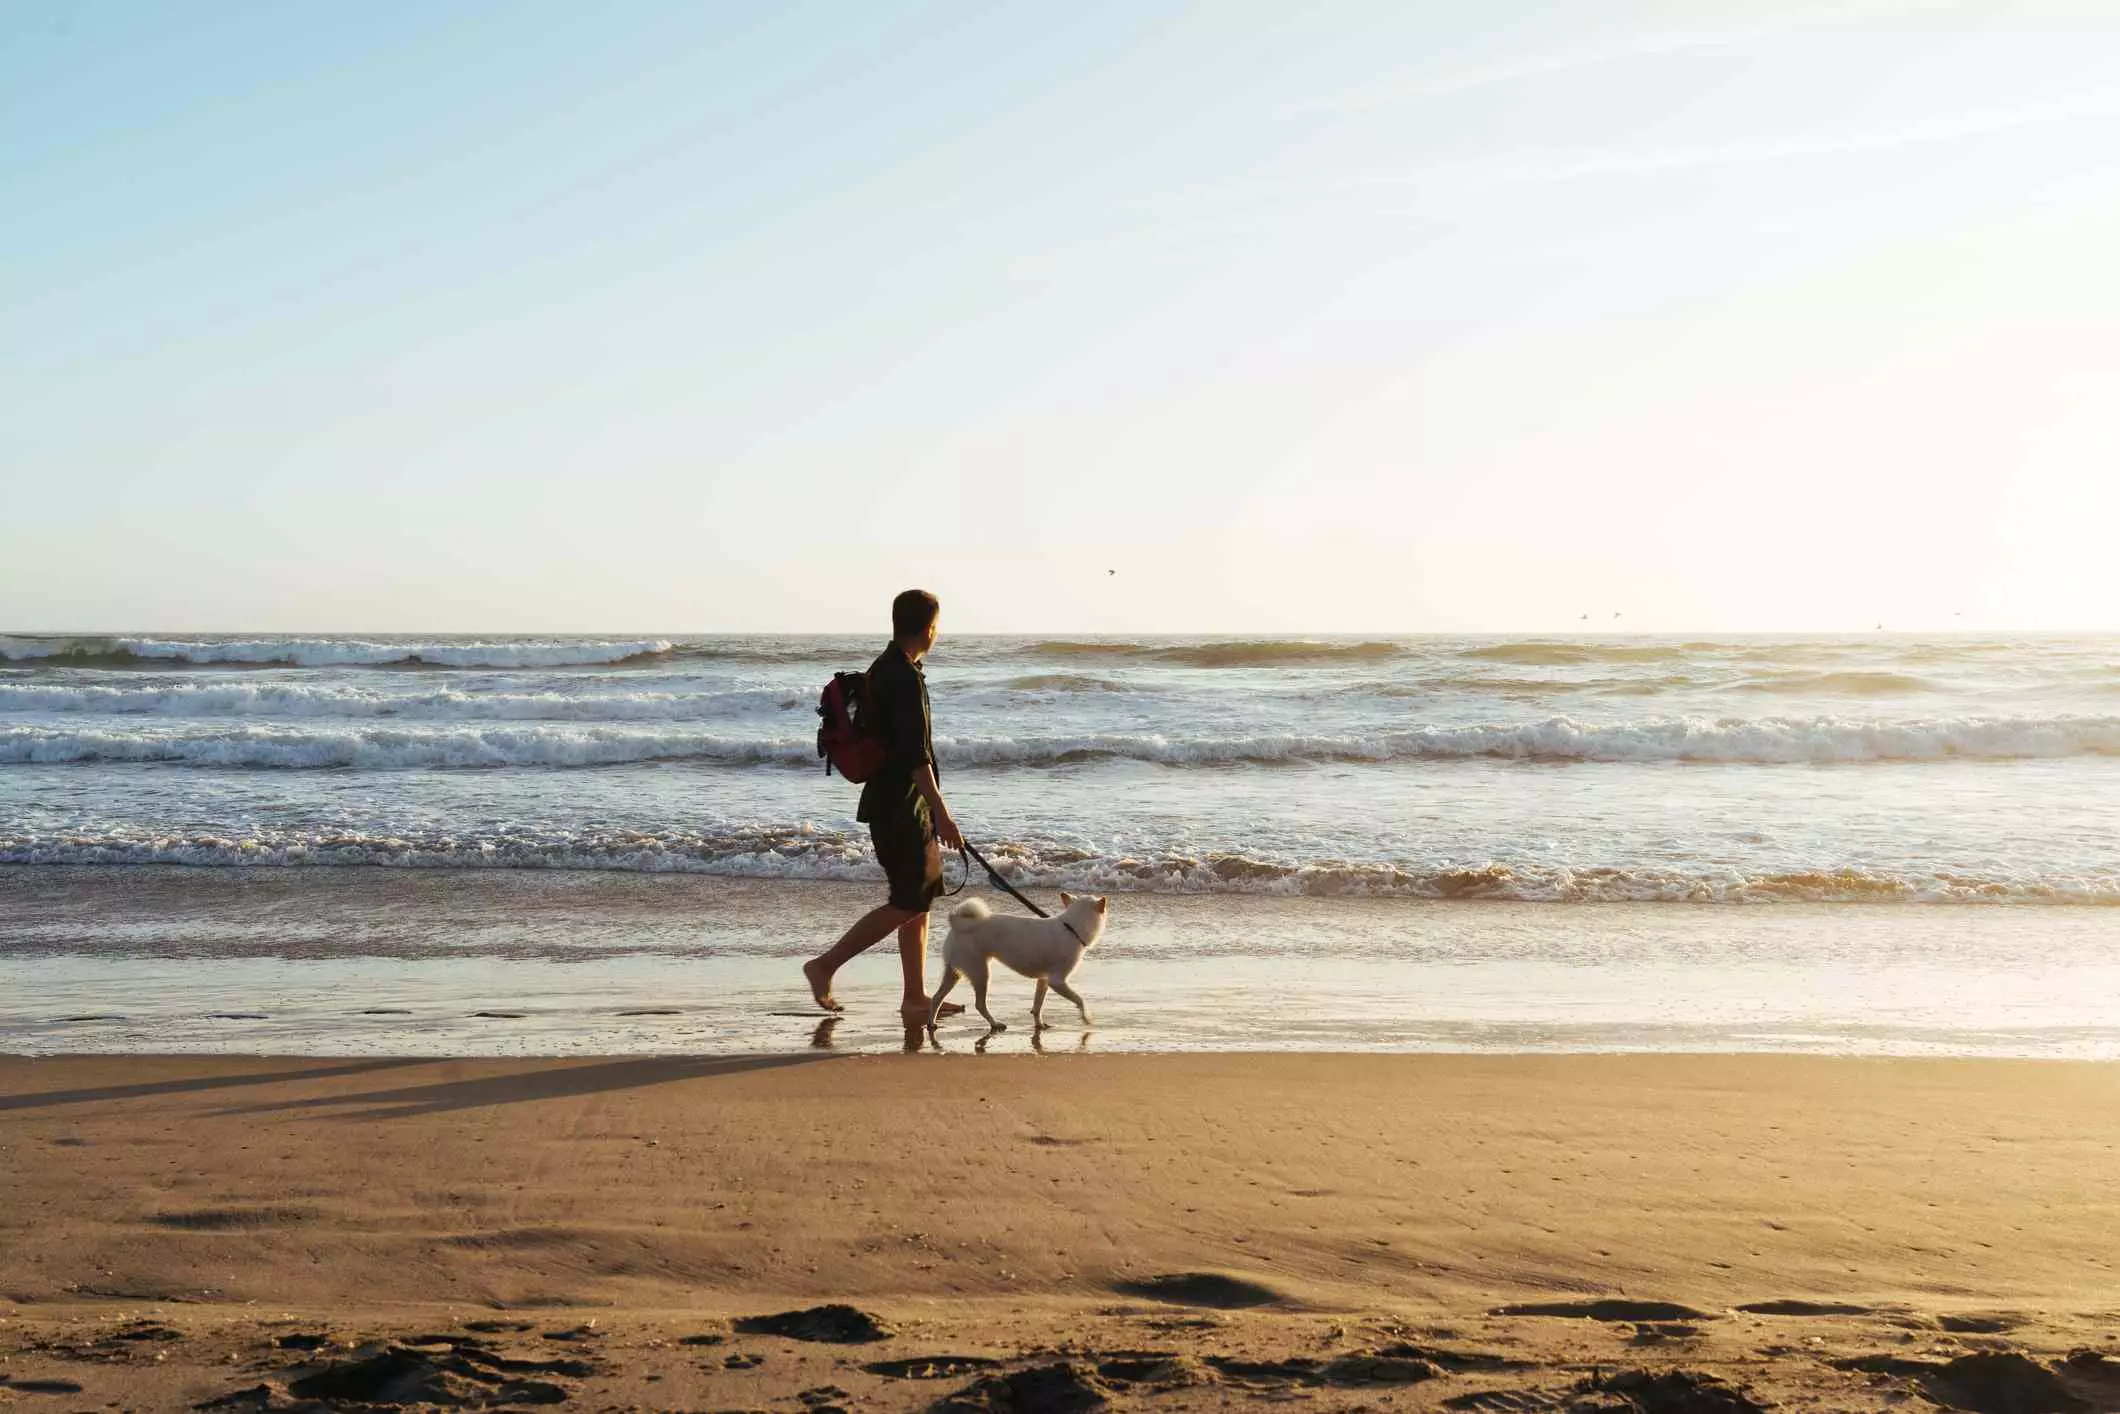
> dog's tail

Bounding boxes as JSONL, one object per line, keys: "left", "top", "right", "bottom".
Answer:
{"left": 948, "top": 898, "right": 992, "bottom": 924}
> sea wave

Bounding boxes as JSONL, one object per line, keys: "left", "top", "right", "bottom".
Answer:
{"left": 1003, "top": 674, "right": 1135, "bottom": 693}
{"left": 4, "top": 827, "right": 2114, "bottom": 903}
{"left": 6, "top": 714, "right": 2119, "bottom": 769}
{"left": 1458, "top": 642, "right": 1695, "bottom": 665}
{"left": 0, "top": 635, "right": 680, "bottom": 670}
{"left": 0, "top": 681, "right": 803, "bottom": 722}
{"left": 0, "top": 724, "right": 806, "bottom": 769}
{"left": 1734, "top": 671, "right": 1939, "bottom": 696}
{"left": 1339, "top": 674, "right": 1707, "bottom": 698}
{"left": 1028, "top": 639, "right": 1403, "bottom": 667}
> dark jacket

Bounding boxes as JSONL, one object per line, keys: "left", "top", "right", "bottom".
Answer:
{"left": 856, "top": 641, "right": 936, "bottom": 823}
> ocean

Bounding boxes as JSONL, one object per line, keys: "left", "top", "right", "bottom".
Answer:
{"left": 3, "top": 631, "right": 2116, "bottom": 1057}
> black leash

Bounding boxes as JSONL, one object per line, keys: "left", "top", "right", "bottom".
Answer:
{"left": 942, "top": 840, "right": 1090, "bottom": 945}
{"left": 952, "top": 839, "right": 1051, "bottom": 918}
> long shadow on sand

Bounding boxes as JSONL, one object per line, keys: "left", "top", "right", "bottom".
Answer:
{"left": 0, "top": 1058, "right": 431, "bottom": 1112}
{"left": 217, "top": 1053, "right": 844, "bottom": 1120}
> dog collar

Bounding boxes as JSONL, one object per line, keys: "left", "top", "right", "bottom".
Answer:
{"left": 1060, "top": 919, "right": 1087, "bottom": 946}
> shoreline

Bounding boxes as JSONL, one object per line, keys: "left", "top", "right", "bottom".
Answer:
{"left": 9, "top": 865, "right": 2120, "bottom": 1061}
{"left": 4, "top": 1052, "right": 2118, "bottom": 1408}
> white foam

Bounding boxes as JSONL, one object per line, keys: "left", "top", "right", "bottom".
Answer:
{"left": 0, "top": 724, "right": 807, "bottom": 769}
{"left": 3, "top": 827, "right": 2114, "bottom": 904}
{"left": 5, "top": 713, "right": 2119, "bottom": 770}
{"left": 0, "top": 681, "right": 801, "bottom": 722}
{"left": 0, "top": 635, "right": 676, "bottom": 668}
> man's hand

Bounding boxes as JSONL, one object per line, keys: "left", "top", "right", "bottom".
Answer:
{"left": 933, "top": 805, "right": 964, "bottom": 852}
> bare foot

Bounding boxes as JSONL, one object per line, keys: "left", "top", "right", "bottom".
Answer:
{"left": 906, "top": 999, "right": 966, "bottom": 1022}
{"left": 802, "top": 959, "right": 843, "bottom": 1013}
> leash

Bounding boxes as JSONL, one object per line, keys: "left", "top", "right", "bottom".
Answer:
{"left": 941, "top": 839, "right": 1093, "bottom": 947}
{"left": 952, "top": 839, "right": 1051, "bottom": 918}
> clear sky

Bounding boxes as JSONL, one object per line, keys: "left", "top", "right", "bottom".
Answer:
{"left": 5, "top": 1, "right": 2118, "bottom": 634}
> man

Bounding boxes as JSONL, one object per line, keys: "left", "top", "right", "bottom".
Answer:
{"left": 803, "top": 589, "right": 966, "bottom": 1021}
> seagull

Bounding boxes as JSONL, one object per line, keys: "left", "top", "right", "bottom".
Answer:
{"left": 1107, "top": 569, "right": 1116, "bottom": 576}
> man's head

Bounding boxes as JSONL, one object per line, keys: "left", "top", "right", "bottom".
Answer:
{"left": 892, "top": 588, "right": 940, "bottom": 657}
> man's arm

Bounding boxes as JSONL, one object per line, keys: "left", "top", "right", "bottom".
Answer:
{"left": 913, "top": 763, "right": 962, "bottom": 850}
{"left": 881, "top": 660, "right": 961, "bottom": 849}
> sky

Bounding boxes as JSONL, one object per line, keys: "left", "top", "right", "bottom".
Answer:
{"left": 5, "top": 1, "right": 2119, "bottom": 634}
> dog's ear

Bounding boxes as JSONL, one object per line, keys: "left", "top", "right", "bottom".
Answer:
{"left": 1059, "top": 891, "right": 1074, "bottom": 906}
{"left": 1096, "top": 896, "right": 1108, "bottom": 913}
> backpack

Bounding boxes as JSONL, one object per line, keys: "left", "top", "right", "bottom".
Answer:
{"left": 816, "top": 670, "right": 888, "bottom": 781}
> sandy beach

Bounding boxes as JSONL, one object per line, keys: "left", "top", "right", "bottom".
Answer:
{"left": 3, "top": 1051, "right": 2117, "bottom": 1409}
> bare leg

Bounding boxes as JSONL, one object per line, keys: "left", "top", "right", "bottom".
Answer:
{"left": 928, "top": 964, "right": 961, "bottom": 1029}
{"left": 1049, "top": 977, "right": 1093, "bottom": 1027}
{"left": 968, "top": 958, "right": 1004, "bottom": 1031}
{"left": 895, "top": 912, "right": 930, "bottom": 1018}
{"left": 804, "top": 903, "right": 916, "bottom": 1011}
{"left": 1032, "top": 978, "right": 1049, "bottom": 1030}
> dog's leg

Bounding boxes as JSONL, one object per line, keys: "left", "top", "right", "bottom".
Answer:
{"left": 927, "top": 963, "right": 962, "bottom": 1030}
{"left": 1049, "top": 976, "right": 1093, "bottom": 1027}
{"left": 1032, "top": 978, "right": 1048, "bottom": 1030}
{"left": 968, "top": 958, "right": 1004, "bottom": 1032}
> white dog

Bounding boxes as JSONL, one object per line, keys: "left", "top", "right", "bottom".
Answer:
{"left": 929, "top": 893, "right": 1108, "bottom": 1032}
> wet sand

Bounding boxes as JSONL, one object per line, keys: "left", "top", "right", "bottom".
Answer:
{"left": 10, "top": 866, "right": 2120, "bottom": 1059}
{"left": 3, "top": 1052, "right": 2118, "bottom": 1409}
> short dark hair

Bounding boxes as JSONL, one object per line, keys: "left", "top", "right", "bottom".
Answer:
{"left": 892, "top": 588, "right": 940, "bottom": 640}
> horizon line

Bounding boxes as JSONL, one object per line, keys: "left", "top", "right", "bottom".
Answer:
{"left": 7, "top": 627, "right": 2117, "bottom": 640}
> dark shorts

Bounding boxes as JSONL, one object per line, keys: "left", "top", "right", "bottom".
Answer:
{"left": 870, "top": 804, "right": 943, "bottom": 913}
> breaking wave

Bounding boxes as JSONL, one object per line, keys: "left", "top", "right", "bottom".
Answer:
{"left": 0, "top": 635, "right": 681, "bottom": 670}
{"left": 1003, "top": 674, "right": 1135, "bottom": 693}
{"left": 4, "top": 826, "right": 2114, "bottom": 904}
{"left": 1028, "top": 639, "right": 1404, "bottom": 667}
{"left": 1734, "top": 671, "right": 1939, "bottom": 696}
{"left": 1339, "top": 674, "right": 1707, "bottom": 698}
{"left": 0, "top": 681, "right": 803, "bottom": 722}
{"left": 6, "top": 714, "right": 2119, "bottom": 769}
{"left": 1458, "top": 642, "right": 1695, "bottom": 665}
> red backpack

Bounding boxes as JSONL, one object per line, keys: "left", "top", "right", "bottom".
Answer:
{"left": 816, "top": 671, "right": 889, "bottom": 782}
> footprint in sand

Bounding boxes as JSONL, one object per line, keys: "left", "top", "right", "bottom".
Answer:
{"left": 1837, "top": 1350, "right": 2088, "bottom": 1413}
{"left": 933, "top": 1362, "right": 1111, "bottom": 1414}
{"left": 1580, "top": 1368, "right": 1771, "bottom": 1414}
{"left": 1207, "top": 1351, "right": 1444, "bottom": 1388}
{"left": 1442, "top": 1391, "right": 1571, "bottom": 1412}
{"left": 151, "top": 1205, "right": 315, "bottom": 1230}
{"left": 733, "top": 1305, "right": 894, "bottom": 1344}
{"left": 1490, "top": 1298, "right": 1712, "bottom": 1322}
{"left": 1735, "top": 1299, "right": 1873, "bottom": 1316}
{"left": 863, "top": 1355, "right": 1000, "bottom": 1380}
{"left": 1113, "top": 1272, "right": 1285, "bottom": 1309}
